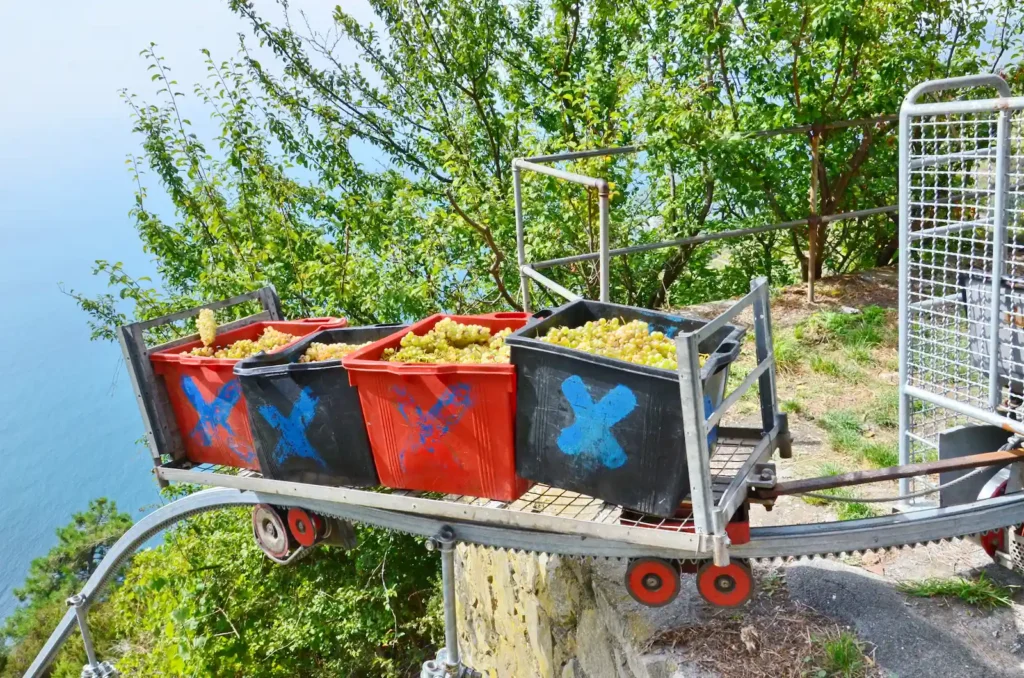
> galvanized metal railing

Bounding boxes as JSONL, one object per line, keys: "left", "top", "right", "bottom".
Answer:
{"left": 513, "top": 137, "right": 898, "bottom": 311}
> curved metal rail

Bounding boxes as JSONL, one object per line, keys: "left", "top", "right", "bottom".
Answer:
{"left": 27, "top": 484, "right": 1024, "bottom": 677}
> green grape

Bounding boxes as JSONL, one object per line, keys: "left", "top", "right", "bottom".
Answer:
{"left": 182, "top": 327, "right": 299, "bottom": 360}
{"left": 539, "top": 318, "right": 708, "bottom": 370}
{"left": 299, "top": 341, "right": 371, "bottom": 363}
{"left": 197, "top": 308, "right": 217, "bottom": 347}
{"left": 384, "top": 319, "right": 511, "bottom": 364}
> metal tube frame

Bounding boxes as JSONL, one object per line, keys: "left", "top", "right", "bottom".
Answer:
{"left": 898, "top": 74, "right": 1019, "bottom": 499}
{"left": 675, "top": 277, "right": 782, "bottom": 565}
{"left": 988, "top": 109, "right": 1012, "bottom": 409}
{"left": 520, "top": 265, "right": 582, "bottom": 302}
{"left": 117, "top": 286, "right": 284, "bottom": 484}
{"left": 513, "top": 143, "right": 897, "bottom": 310}
{"left": 68, "top": 595, "right": 98, "bottom": 668}
{"left": 436, "top": 527, "right": 460, "bottom": 668}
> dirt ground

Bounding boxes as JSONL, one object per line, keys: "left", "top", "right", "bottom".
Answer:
{"left": 654, "top": 267, "right": 1024, "bottom": 678}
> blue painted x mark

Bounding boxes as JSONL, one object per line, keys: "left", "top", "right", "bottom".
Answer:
{"left": 180, "top": 376, "right": 254, "bottom": 463}
{"left": 393, "top": 383, "right": 472, "bottom": 471}
{"left": 557, "top": 376, "right": 637, "bottom": 469}
{"left": 258, "top": 388, "right": 324, "bottom": 467}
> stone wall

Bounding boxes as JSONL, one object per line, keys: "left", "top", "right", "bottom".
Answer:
{"left": 454, "top": 546, "right": 703, "bottom": 677}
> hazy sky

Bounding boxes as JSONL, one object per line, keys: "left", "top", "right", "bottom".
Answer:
{"left": 0, "top": 1, "right": 372, "bottom": 184}
{"left": 0, "top": 0, "right": 375, "bottom": 286}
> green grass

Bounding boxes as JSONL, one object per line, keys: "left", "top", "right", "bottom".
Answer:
{"left": 835, "top": 500, "right": 879, "bottom": 521}
{"left": 820, "top": 410, "right": 864, "bottom": 454}
{"left": 813, "top": 632, "right": 869, "bottom": 678}
{"left": 843, "top": 342, "right": 874, "bottom": 364}
{"left": 799, "top": 463, "right": 879, "bottom": 519}
{"left": 862, "top": 442, "right": 899, "bottom": 468}
{"left": 774, "top": 332, "right": 804, "bottom": 372}
{"left": 819, "top": 462, "right": 846, "bottom": 477}
{"left": 810, "top": 353, "right": 846, "bottom": 378}
{"left": 795, "top": 305, "right": 893, "bottom": 349}
{"left": 801, "top": 463, "right": 847, "bottom": 507}
{"left": 781, "top": 399, "right": 806, "bottom": 415}
{"left": 866, "top": 389, "right": 900, "bottom": 429}
{"left": 896, "top": 573, "right": 1015, "bottom": 609}
{"left": 819, "top": 410, "right": 899, "bottom": 469}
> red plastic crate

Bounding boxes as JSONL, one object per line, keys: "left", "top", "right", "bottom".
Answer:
{"left": 343, "top": 313, "right": 531, "bottom": 501}
{"left": 150, "top": 318, "right": 347, "bottom": 470}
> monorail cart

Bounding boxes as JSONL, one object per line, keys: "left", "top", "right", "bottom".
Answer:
{"left": 27, "top": 74, "right": 1024, "bottom": 678}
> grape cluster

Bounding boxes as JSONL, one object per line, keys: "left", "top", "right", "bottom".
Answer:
{"left": 299, "top": 341, "right": 371, "bottom": 363}
{"left": 197, "top": 308, "right": 218, "bottom": 347}
{"left": 382, "top": 318, "right": 512, "bottom": 364}
{"left": 183, "top": 326, "right": 299, "bottom": 360}
{"left": 541, "top": 318, "right": 707, "bottom": 370}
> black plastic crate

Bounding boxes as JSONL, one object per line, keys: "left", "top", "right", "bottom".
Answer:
{"left": 505, "top": 301, "right": 744, "bottom": 518}
{"left": 234, "top": 324, "right": 406, "bottom": 487}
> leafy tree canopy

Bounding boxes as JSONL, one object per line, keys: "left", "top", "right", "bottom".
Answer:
{"left": 68, "top": 0, "right": 1023, "bottom": 336}
{"left": 1, "top": 496, "right": 440, "bottom": 677}
{"left": 0, "top": 499, "right": 132, "bottom": 676}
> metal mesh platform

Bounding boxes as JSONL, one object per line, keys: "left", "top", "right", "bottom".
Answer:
{"left": 157, "top": 431, "right": 767, "bottom": 546}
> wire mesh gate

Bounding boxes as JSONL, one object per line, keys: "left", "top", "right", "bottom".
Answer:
{"left": 899, "top": 75, "right": 1024, "bottom": 499}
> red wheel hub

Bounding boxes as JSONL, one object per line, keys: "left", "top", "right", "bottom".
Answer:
{"left": 287, "top": 508, "right": 324, "bottom": 548}
{"left": 625, "top": 558, "right": 680, "bottom": 607}
{"left": 977, "top": 478, "right": 1022, "bottom": 559}
{"left": 696, "top": 561, "right": 753, "bottom": 608}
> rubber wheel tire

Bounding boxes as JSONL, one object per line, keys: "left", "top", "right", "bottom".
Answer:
{"left": 696, "top": 560, "right": 754, "bottom": 608}
{"left": 252, "top": 504, "right": 291, "bottom": 559}
{"left": 978, "top": 478, "right": 1010, "bottom": 559}
{"left": 287, "top": 508, "right": 324, "bottom": 548}
{"left": 625, "top": 558, "right": 681, "bottom": 607}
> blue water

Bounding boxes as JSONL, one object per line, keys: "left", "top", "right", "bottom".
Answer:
{"left": 0, "top": 132, "right": 162, "bottom": 622}
{"left": 0, "top": 0, "right": 373, "bottom": 625}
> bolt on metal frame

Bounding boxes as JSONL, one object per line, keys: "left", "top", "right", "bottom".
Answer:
{"left": 898, "top": 74, "right": 1023, "bottom": 500}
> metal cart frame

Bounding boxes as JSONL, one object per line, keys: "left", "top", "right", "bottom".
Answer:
{"left": 146, "top": 277, "right": 787, "bottom": 562}
{"left": 117, "top": 287, "right": 284, "bottom": 484}
{"left": 898, "top": 75, "right": 1024, "bottom": 497}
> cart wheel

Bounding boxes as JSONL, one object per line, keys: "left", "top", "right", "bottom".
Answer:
{"left": 696, "top": 560, "right": 753, "bottom": 608}
{"left": 287, "top": 508, "right": 324, "bottom": 548}
{"left": 253, "top": 504, "right": 291, "bottom": 560}
{"left": 625, "top": 558, "right": 680, "bottom": 607}
{"left": 978, "top": 473, "right": 1011, "bottom": 559}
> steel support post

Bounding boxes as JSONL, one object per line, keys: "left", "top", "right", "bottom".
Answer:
{"left": 898, "top": 104, "right": 913, "bottom": 498}
{"left": 808, "top": 131, "right": 820, "bottom": 303}
{"left": 421, "top": 526, "right": 479, "bottom": 678}
{"left": 597, "top": 181, "right": 611, "bottom": 302}
{"left": 676, "top": 332, "right": 716, "bottom": 535}
{"left": 513, "top": 167, "right": 530, "bottom": 312}
{"left": 751, "top": 277, "right": 778, "bottom": 435}
{"left": 437, "top": 527, "right": 459, "bottom": 668}
{"left": 67, "top": 595, "right": 99, "bottom": 670}
{"left": 988, "top": 109, "right": 1011, "bottom": 409}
